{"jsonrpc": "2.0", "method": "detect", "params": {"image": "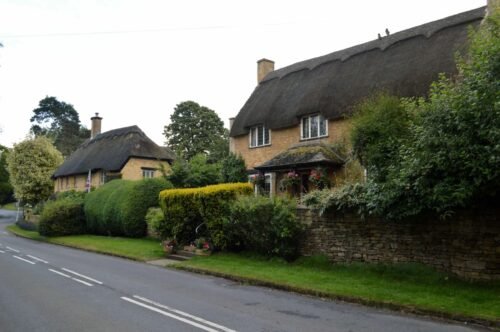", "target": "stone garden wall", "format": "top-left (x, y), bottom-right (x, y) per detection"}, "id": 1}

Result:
top-left (298, 207), bottom-right (499, 280)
